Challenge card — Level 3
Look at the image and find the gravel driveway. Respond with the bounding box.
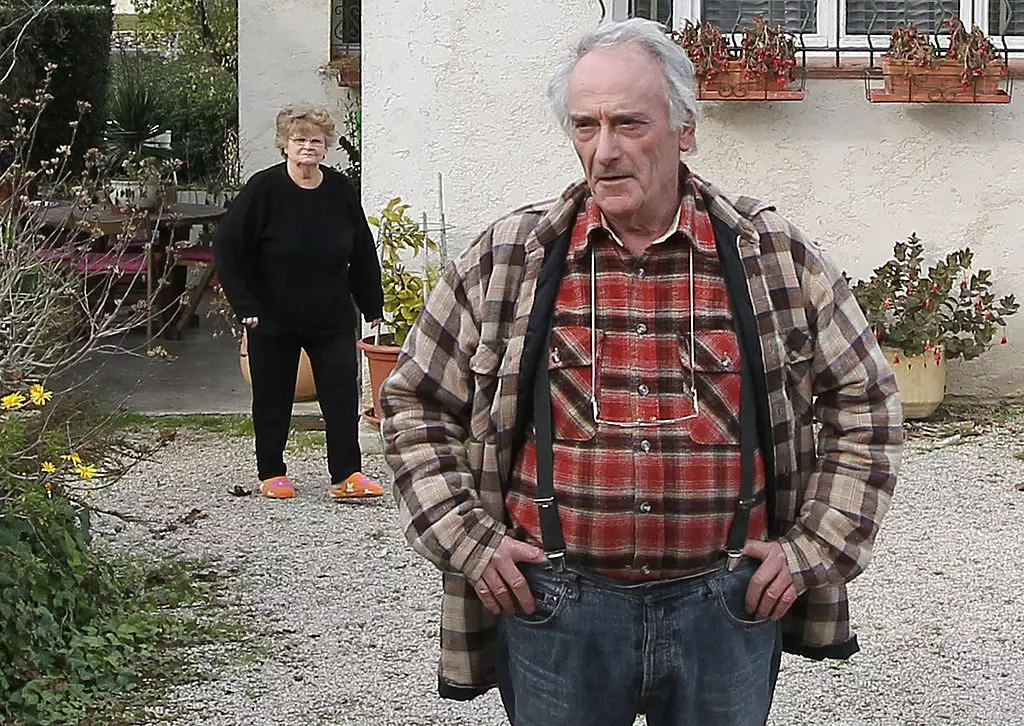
[93,415,1024,725]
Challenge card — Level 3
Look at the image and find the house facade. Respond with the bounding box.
[239,0,1024,398]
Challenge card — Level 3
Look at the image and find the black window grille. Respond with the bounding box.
[702,0,818,33]
[331,0,361,58]
[845,0,958,34]
[630,0,674,25]
[991,0,1024,34]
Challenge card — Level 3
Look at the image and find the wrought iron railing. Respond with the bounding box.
[331,0,361,59]
[623,0,1024,66]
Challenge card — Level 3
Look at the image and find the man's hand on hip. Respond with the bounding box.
[472,536,548,616]
[743,539,799,620]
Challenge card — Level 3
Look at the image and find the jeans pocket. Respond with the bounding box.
[710,570,774,629]
[508,570,572,628]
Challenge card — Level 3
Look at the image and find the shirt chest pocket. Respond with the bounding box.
[679,329,743,446]
[546,325,602,442]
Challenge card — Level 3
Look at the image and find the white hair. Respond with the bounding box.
[547,18,699,134]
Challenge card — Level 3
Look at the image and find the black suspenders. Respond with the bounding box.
[530,328,758,573]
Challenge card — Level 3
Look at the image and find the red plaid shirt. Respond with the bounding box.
[507,176,767,580]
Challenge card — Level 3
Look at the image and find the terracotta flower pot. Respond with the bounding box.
[239,330,318,403]
[882,345,947,420]
[357,335,401,425]
[881,57,1006,100]
[702,59,791,97]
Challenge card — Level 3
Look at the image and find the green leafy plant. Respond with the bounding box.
[336,106,361,193]
[367,197,440,347]
[104,57,173,175]
[0,4,113,167]
[850,233,1020,362]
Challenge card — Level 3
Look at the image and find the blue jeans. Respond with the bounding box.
[496,557,782,726]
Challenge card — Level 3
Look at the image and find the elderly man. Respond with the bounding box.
[380,17,903,726]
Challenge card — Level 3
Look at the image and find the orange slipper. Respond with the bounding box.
[329,472,384,500]
[260,475,295,499]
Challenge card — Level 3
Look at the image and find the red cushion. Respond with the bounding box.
[75,251,153,274]
[178,245,213,264]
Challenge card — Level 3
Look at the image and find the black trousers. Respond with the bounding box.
[246,329,361,484]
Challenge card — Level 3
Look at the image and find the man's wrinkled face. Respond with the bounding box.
[567,45,694,226]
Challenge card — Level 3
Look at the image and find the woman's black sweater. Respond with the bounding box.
[213,163,384,337]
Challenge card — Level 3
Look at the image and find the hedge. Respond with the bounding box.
[0,4,114,164]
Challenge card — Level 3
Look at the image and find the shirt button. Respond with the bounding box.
[637,267,646,279]
[640,564,651,575]
[638,384,649,396]
[636,323,647,335]
[640,439,651,453]
[639,501,652,513]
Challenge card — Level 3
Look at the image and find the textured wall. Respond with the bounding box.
[238,0,357,177]
[363,0,1024,397]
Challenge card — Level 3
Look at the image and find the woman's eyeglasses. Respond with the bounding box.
[289,137,325,148]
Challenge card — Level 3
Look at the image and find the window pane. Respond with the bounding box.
[845,0,959,35]
[991,0,1024,35]
[701,0,817,34]
[331,0,361,56]
[630,0,673,25]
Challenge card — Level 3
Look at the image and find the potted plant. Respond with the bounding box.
[357,197,440,423]
[850,233,1019,419]
[674,17,800,100]
[879,16,1006,100]
[206,283,319,403]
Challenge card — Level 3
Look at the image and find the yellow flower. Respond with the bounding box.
[76,464,97,481]
[29,384,53,406]
[61,452,82,465]
[41,461,56,473]
[1,392,26,410]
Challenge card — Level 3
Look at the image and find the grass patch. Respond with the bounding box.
[110,413,255,438]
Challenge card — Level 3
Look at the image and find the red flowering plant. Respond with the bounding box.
[850,234,1019,363]
[673,16,797,86]
[884,21,936,68]
[739,15,798,86]
[885,16,1003,86]
[672,20,732,82]
[945,15,1002,86]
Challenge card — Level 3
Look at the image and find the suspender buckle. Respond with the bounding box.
[725,549,744,571]
[546,550,567,572]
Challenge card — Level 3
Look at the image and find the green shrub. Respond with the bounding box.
[0,392,220,725]
[0,4,114,165]
[119,51,237,185]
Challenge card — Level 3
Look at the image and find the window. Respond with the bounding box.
[619,0,1024,47]
[630,0,674,25]
[331,0,361,59]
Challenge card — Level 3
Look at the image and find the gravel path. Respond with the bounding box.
[92,416,1024,725]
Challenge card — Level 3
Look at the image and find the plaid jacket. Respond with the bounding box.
[379,170,904,699]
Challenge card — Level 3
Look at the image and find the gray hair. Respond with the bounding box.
[547,18,699,134]
[274,104,338,156]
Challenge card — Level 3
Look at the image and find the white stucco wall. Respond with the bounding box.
[238,0,357,178]
[358,0,1024,398]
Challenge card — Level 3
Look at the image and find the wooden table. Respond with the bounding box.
[34,201,227,340]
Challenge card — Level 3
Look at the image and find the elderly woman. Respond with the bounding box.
[214,104,385,500]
